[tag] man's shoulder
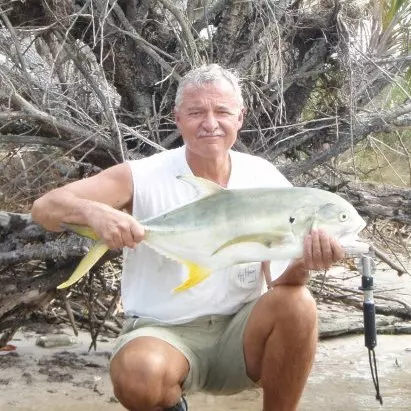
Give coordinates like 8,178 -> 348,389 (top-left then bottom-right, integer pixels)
231,150 -> 292,188
231,150 -> 277,170
128,146 -> 184,172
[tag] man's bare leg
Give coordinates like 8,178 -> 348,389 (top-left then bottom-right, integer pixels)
110,337 -> 189,411
244,285 -> 318,411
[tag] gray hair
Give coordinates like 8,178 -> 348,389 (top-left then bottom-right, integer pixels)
175,64 -> 244,109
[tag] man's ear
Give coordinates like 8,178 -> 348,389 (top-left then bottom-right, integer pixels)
238,107 -> 246,124
174,107 -> 181,125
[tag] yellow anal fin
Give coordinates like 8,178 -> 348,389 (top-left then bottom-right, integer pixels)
212,232 -> 287,256
57,241 -> 109,289
173,261 -> 211,292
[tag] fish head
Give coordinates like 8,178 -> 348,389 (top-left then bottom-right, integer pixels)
289,199 -> 369,254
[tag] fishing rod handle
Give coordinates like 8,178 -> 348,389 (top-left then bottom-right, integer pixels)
363,301 -> 377,350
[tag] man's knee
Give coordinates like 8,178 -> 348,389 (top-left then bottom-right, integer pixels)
268,285 -> 317,330
110,337 -> 189,411
244,285 -> 317,382
110,343 -> 170,410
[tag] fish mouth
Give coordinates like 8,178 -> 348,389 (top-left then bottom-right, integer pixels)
339,232 -> 369,255
338,220 -> 369,255
341,239 -> 370,255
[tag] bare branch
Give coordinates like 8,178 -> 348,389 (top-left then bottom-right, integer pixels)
109,24 -> 181,81
372,55 -> 411,65
0,134 -> 73,149
157,0 -> 200,65
192,0 -> 227,33
280,102 -> 411,178
107,0 -> 181,81
0,9 -> 38,101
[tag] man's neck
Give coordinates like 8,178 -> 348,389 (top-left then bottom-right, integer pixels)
186,151 -> 231,187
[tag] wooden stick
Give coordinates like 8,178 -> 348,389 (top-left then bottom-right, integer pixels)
371,245 -> 409,276
60,290 -> 79,336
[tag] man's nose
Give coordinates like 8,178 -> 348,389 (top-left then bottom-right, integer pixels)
202,112 -> 218,130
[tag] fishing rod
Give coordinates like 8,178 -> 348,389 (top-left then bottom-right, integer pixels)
358,252 -> 383,405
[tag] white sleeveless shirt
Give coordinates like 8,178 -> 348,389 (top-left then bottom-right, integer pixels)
121,146 -> 292,323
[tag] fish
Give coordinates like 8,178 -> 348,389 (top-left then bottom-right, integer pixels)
56,175 -> 369,291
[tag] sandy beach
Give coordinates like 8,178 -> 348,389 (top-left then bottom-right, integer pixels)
1,262 -> 411,410
1,327 -> 411,411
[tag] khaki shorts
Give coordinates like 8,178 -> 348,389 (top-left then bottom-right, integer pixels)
111,300 -> 259,394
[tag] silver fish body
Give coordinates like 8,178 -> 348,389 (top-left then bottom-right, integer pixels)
143,181 -> 367,289
58,176 -> 368,291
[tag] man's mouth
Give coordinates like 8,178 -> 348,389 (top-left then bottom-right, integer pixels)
198,134 -> 224,139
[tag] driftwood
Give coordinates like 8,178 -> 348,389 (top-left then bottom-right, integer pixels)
343,181 -> 411,227
0,211 -> 121,345
370,245 -> 408,276
313,276 -> 411,339
312,280 -> 411,320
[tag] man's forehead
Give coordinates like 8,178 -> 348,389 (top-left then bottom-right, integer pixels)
181,81 -> 241,105
186,78 -> 233,90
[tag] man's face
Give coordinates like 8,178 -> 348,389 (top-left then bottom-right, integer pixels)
174,80 -> 244,159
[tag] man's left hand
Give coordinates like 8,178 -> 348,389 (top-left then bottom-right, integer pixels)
303,229 -> 345,271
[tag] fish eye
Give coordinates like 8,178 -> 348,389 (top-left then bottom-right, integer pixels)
339,212 -> 348,222
289,216 -> 295,224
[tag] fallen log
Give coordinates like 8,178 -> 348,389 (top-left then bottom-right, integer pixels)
342,181 -> 411,227
0,211 -> 121,341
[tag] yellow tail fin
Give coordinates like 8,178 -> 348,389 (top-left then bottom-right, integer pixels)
173,261 -> 211,292
57,241 -> 109,289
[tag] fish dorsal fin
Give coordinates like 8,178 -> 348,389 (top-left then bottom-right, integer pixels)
177,175 -> 225,198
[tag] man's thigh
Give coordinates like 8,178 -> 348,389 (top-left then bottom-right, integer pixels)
204,299 -> 259,394
111,316 -> 225,393
111,302 -> 260,395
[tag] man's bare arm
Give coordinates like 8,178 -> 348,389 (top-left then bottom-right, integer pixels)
31,163 -> 145,249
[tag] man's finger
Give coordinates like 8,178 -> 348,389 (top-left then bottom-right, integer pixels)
310,229 -> 323,270
318,229 -> 333,269
130,221 -> 145,244
304,232 -> 313,268
330,237 -> 345,261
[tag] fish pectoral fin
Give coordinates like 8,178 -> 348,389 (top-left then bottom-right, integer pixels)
61,223 -> 100,241
57,241 -> 109,289
173,261 -> 211,292
212,233 -> 289,256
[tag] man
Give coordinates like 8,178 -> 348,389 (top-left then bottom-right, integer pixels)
31,64 -> 344,411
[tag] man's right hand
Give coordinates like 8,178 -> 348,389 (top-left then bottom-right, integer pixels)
84,203 -> 145,249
